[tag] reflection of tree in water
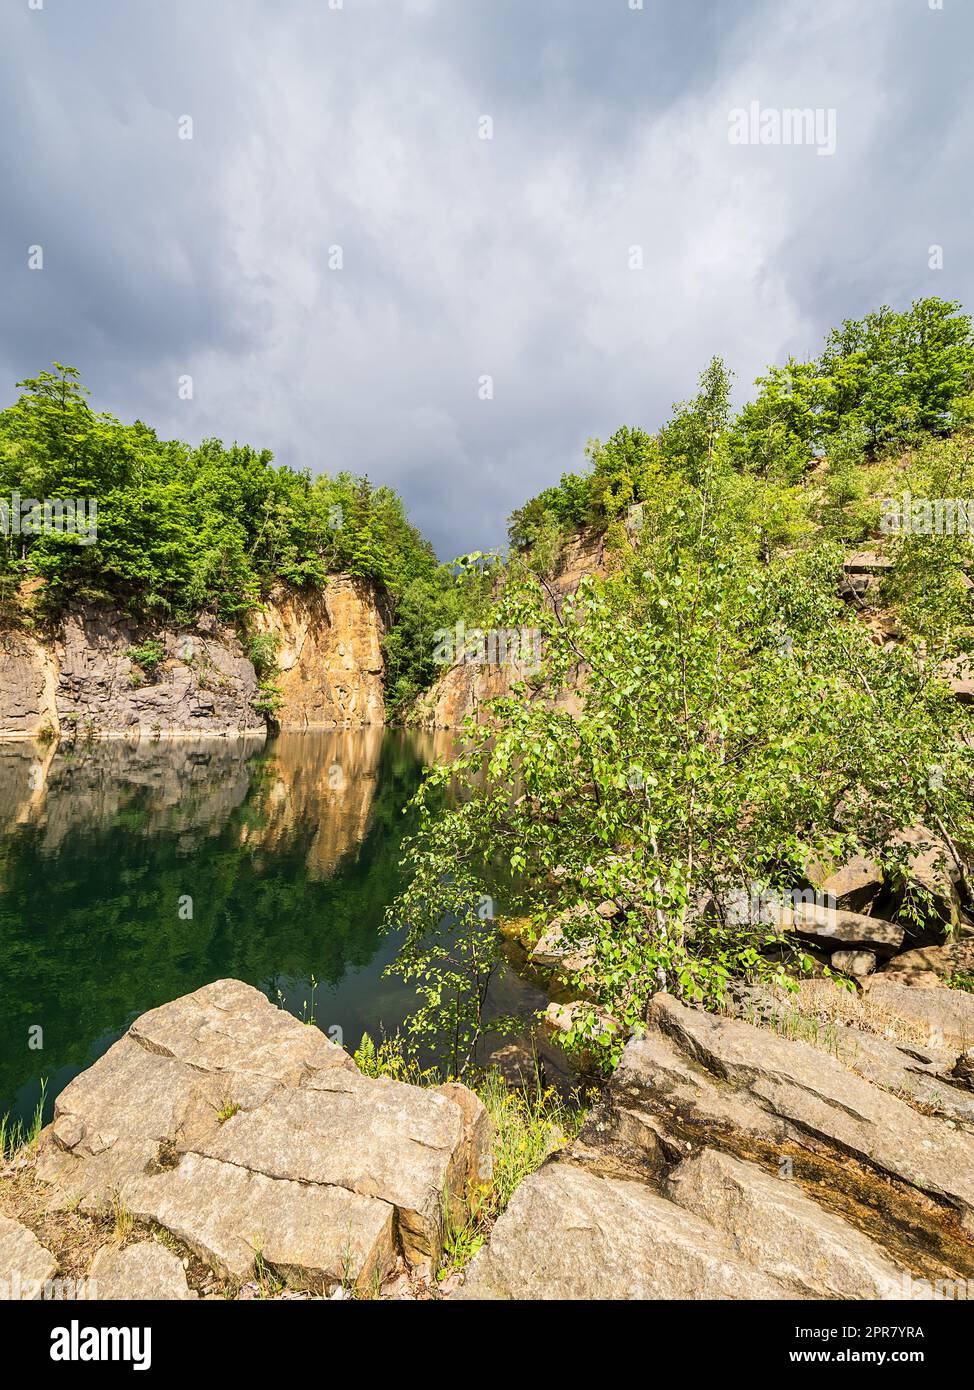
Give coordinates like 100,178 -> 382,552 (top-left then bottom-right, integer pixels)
0,731 -> 441,1121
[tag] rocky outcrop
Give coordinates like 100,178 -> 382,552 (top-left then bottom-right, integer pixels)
410,661 -> 530,733
0,1215 -> 57,1300
0,629 -> 57,737
458,993 -> 974,1299
89,1242 -> 197,1301
0,577 -> 387,739
785,901 -> 904,956
860,975 -> 974,1051
412,528 -> 608,731
741,979 -> 974,1127
32,980 -> 489,1294
0,607 -> 264,740
885,940 -> 974,981
252,580 -> 385,731
54,607 -> 267,739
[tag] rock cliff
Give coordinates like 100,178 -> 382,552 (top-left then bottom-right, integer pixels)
0,577 -> 386,740
412,528 -> 607,730
251,579 -> 385,731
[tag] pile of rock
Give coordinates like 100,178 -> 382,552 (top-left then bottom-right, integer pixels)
529,832 -> 966,993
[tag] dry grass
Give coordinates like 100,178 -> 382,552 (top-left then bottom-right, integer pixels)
772,977 -> 937,1050
0,1168 -> 113,1282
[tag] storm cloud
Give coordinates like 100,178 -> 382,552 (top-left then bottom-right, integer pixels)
2,0 -> 972,557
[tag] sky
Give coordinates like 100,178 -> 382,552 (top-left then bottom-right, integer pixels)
2,0 -> 972,559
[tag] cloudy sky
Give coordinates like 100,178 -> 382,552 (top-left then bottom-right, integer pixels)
2,0 -> 972,558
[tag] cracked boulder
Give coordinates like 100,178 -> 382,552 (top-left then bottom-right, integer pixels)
458,993 -> 974,1300
35,979 -> 490,1292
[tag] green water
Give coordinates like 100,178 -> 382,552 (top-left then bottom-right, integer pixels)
0,728 -> 474,1127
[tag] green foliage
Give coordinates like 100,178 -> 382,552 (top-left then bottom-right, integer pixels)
878,432 -> 974,647
508,359 -> 735,562
727,358 -> 822,481
354,1032 -> 439,1085
0,364 -> 476,711
382,553 -> 498,718
125,640 -> 166,677
818,298 -> 974,445
395,463 -> 973,1067
0,1080 -> 46,1161
510,300 -> 974,561
244,630 -> 280,680
0,366 -> 427,623
657,356 -> 734,485
732,298 -> 974,475
508,424 -> 666,561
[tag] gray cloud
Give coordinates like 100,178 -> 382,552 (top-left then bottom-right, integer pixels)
2,0 -> 972,558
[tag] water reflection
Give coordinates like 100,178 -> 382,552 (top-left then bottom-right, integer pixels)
0,731 -> 453,1124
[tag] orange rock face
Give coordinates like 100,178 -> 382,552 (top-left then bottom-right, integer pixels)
254,579 -> 386,731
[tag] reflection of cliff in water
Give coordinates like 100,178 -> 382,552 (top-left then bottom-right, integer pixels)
241,730 -> 384,881
0,731 -> 435,1120
0,730 -> 402,875
0,739 -> 258,856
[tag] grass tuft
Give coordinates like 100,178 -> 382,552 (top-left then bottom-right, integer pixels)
0,1082 -> 47,1164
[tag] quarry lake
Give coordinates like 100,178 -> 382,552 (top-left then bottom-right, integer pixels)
0,728 -> 521,1128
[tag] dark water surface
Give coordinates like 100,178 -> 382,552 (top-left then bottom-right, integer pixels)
0,729 -> 465,1127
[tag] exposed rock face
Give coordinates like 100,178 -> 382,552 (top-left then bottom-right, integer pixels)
530,905 -> 598,976
252,580 -> 385,730
410,661 -> 530,733
0,1215 -> 57,1300
887,826 -> 965,934
458,994 -> 974,1300
785,901 -> 904,956
413,528 -> 608,731
89,1242 -> 197,1301
456,1162 -> 787,1300
740,981 -> 974,1128
0,630 -> 56,736
0,577 -> 386,739
35,980 -> 490,1292
860,975 -> 974,1051
665,1148 -> 911,1300
805,852 -> 883,913
54,607 -> 266,739
887,940 -> 974,981
0,607 -> 264,740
